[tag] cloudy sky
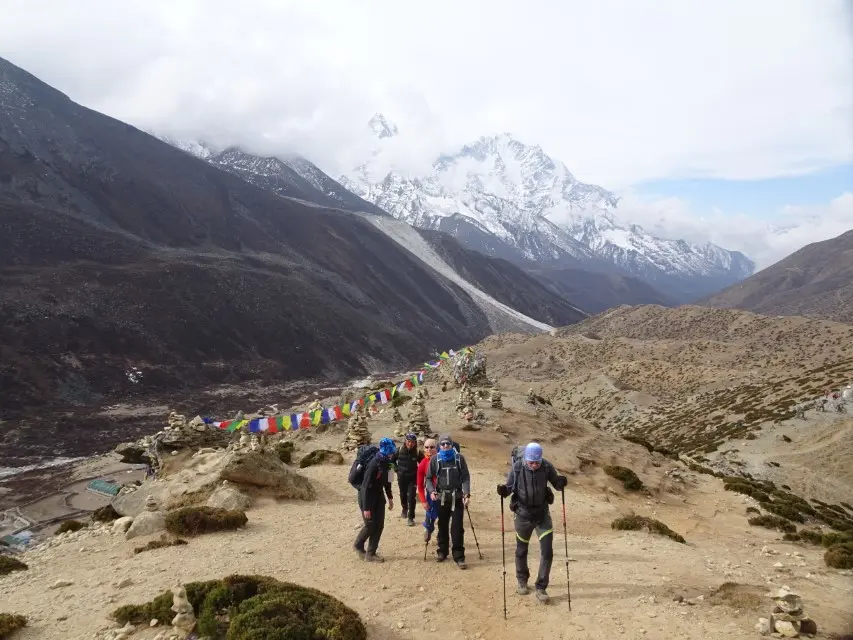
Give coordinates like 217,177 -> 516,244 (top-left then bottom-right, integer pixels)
1,0 -> 851,267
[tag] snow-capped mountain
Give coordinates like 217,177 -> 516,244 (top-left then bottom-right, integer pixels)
159,136 -> 387,216
340,115 -> 755,302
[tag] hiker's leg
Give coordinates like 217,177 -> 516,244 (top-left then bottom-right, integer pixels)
354,510 -> 374,552
534,512 -> 555,591
398,478 -> 408,514
436,501 -> 451,557
368,498 -> 386,554
450,495 -> 465,562
514,514 -> 535,585
406,478 -> 417,520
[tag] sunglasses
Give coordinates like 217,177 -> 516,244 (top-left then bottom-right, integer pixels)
424,445 -> 436,449
439,442 -> 452,447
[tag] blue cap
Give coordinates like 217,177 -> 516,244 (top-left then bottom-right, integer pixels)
379,437 -> 396,457
524,442 -> 543,463
405,433 -> 418,442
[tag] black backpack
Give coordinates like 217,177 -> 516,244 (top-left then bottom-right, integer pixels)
434,454 -> 463,492
348,444 -> 379,489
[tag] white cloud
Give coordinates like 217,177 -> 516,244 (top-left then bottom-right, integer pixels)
0,0 -> 851,189
615,191 -> 853,269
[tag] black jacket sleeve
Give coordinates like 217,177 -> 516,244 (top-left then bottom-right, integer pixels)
359,456 -> 380,507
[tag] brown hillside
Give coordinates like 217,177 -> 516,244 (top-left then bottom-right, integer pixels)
483,305 -> 853,464
701,229 -> 853,325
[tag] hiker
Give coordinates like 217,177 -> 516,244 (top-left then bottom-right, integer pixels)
417,437 -> 439,541
424,433 -> 471,569
353,437 -> 396,562
395,433 -> 424,526
496,442 -> 568,604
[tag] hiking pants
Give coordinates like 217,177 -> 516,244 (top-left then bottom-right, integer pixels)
436,491 -> 465,562
423,493 -> 439,534
354,496 -> 386,555
515,509 -> 554,590
398,475 -> 417,519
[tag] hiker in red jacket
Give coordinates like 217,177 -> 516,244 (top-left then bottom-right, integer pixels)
417,437 -> 439,542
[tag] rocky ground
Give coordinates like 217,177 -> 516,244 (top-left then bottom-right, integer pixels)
1,369 -> 852,639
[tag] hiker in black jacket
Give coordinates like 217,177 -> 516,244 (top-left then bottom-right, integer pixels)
354,437 -> 396,562
496,442 -> 567,603
424,433 -> 471,569
395,433 -> 424,526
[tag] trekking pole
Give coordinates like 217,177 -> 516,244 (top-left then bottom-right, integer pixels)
465,504 -> 483,560
500,495 -> 507,620
560,488 -> 571,611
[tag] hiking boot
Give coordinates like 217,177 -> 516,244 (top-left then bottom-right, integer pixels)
365,552 -> 385,563
516,582 -> 530,596
535,589 -> 549,604
407,518 -> 415,527
400,508 -> 407,518
353,546 -> 366,559
435,552 -> 448,563
455,560 -> 467,570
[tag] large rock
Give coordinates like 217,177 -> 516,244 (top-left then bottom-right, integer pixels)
125,511 -> 166,539
220,451 -> 315,499
114,442 -> 150,464
112,449 -> 314,517
299,449 -> 344,468
206,485 -> 252,511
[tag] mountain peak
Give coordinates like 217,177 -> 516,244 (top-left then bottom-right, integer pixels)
368,113 -> 399,139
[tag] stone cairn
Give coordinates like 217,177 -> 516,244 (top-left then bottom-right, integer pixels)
456,384 -> 477,412
341,404 -> 371,451
171,585 -> 197,638
406,392 -> 431,438
490,386 -> 503,409
755,587 -> 817,637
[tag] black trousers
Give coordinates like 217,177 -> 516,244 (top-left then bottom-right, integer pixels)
398,475 -> 417,519
436,491 -> 465,561
514,509 -> 554,590
355,495 -> 386,554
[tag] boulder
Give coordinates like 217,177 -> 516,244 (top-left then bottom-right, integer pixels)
112,516 -> 134,534
114,442 -> 150,464
299,449 -> 344,468
206,485 -> 252,511
112,448 -> 315,516
125,511 -> 166,539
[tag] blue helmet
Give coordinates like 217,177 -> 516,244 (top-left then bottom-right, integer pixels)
378,437 -> 397,458
524,442 -> 543,463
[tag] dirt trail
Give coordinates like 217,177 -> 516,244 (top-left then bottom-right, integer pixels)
2,377 -> 852,639
3,448 -> 853,639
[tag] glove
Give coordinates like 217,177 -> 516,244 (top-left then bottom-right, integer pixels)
554,475 -> 568,491
496,484 -> 509,498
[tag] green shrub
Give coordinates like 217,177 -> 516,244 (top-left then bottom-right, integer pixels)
133,537 -> 188,554
611,514 -> 685,543
0,557 -> 27,576
0,613 -> 27,638
92,504 -> 121,523
112,591 -> 175,626
723,482 -> 770,503
603,466 -> 644,491
824,541 -> 853,569
55,520 -> 86,535
391,393 -> 410,408
762,501 -> 805,523
745,507 -> 760,515
164,506 -> 247,537
276,441 -> 294,464
797,529 -> 824,545
821,531 -> 853,548
113,574 -> 366,639
299,449 -> 344,468
747,515 -> 797,534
